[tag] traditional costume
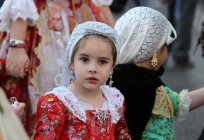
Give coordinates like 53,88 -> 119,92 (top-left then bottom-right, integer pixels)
112,7 -> 191,140
34,21 -> 131,139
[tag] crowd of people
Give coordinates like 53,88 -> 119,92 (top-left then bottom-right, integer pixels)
0,0 -> 204,140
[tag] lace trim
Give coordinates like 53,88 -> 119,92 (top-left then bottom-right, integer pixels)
0,0 -> 39,32
102,86 -> 124,123
176,89 -> 191,121
47,85 -> 124,123
152,86 -> 174,118
91,0 -> 113,7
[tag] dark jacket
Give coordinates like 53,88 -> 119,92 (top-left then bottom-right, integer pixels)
111,63 -> 164,140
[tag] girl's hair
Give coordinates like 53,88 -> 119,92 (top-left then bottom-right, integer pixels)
71,34 -> 117,66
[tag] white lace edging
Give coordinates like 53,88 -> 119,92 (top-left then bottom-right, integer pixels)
91,0 -> 113,7
47,85 -> 124,124
47,86 -> 86,123
102,85 -> 124,123
176,89 -> 192,121
0,0 -> 39,32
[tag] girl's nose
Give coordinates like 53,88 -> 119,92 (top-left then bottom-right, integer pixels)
89,69 -> 96,73
88,63 -> 97,73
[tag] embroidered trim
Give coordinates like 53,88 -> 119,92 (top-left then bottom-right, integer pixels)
102,86 -> 124,123
152,86 -> 174,118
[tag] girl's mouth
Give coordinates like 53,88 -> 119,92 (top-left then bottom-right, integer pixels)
86,77 -> 98,84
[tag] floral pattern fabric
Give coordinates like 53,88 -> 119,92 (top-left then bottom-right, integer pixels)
34,86 -> 131,140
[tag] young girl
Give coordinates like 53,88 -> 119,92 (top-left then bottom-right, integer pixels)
111,7 -> 204,140
34,21 -> 131,139
0,0 -> 115,135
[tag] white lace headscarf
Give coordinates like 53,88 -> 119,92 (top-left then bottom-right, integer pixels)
115,7 -> 177,64
61,21 -> 120,87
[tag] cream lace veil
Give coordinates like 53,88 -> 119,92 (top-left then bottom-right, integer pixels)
115,7 -> 177,64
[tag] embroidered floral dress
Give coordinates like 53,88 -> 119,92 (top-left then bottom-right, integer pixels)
141,86 -> 191,140
34,85 -> 131,140
0,0 -> 113,135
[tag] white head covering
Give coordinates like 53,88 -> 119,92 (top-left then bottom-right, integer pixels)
61,21 -> 120,87
115,7 -> 177,64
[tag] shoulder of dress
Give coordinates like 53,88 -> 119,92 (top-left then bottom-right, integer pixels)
102,85 -> 124,97
39,93 -> 60,103
39,87 -> 69,102
102,85 -> 124,108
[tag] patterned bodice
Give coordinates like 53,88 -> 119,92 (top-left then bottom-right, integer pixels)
34,86 -> 131,140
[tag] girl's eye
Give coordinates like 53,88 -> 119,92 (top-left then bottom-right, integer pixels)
99,60 -> 108,64
80,57 -> 89,62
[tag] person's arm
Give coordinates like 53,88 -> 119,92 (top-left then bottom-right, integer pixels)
98,6 -> 115,27
188,87 -> 204,111
6,18 -> 29,78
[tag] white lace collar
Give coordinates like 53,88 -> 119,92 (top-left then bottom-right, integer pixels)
46,85 -> 124,124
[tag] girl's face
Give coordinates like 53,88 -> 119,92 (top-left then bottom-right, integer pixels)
70,36 -> 114,91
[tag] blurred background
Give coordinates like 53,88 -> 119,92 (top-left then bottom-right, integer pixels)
0,0 -> 204,139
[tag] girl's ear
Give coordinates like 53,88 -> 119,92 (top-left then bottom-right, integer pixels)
110,68 -> 113,74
